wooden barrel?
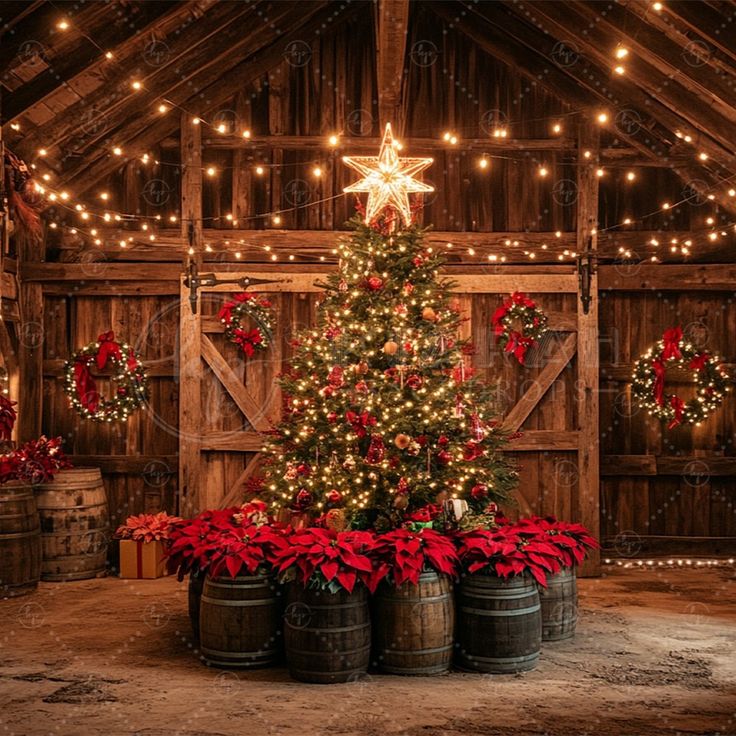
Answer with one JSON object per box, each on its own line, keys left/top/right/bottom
{"left": 0, "top": 482, "right": 42, "bottom": 598}
{"left": 284, "top": 582, "right": 370, "bottom": 683}
{"left": 199, "top": 574, "right": 281, "bottom": 668}
{"left": 540, "top": 566, "right": 577, "bottom": 641}
{"left": 456, "top": 573, "right": 541, "bottom": 673}
{"left": 372, "top": 571, "right": 454, "bottom": 675}
{"left": 35, "top": 468, "right": 110, "bottom": 581}
{"left": 188, "top": 569, "right": 204, "bottom": 641}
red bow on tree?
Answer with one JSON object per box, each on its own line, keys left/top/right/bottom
{"left": 345, "top": 410, "right": 376, "bottom": 437}
{"left": 661, "top": 327, "right": 683, "bottom": 361}
{"left": 96, "top": 331, "right": 122, "bottom": 370}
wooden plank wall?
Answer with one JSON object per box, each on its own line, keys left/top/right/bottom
{"left": 599, "top": 289, "right": 736, "bottom": 555}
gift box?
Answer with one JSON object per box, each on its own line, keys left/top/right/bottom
{"left": 119, "top": 539, "right": 168, "bottom": 579}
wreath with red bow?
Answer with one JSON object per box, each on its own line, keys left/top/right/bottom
{"left": 63, "top": 332, "right": 148, "bottom": 422}
{"left": 632, "top": 327, "right": 729, "bottom": 430}
{"left": 218, "top": 292, "right": 274, "bottom": 358}
{"left": 491, "top": 291, "right": 548, "bottom": 365}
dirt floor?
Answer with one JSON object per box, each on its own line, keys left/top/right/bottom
{"left": 1, "top": 565, "right": 735, "bottom": 736}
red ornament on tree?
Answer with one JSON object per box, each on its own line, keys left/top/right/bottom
{"left": 365, "top": 434, "right": 385, "bottom": 464}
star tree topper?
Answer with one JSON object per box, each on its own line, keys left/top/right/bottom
{"left": 342, "top": 123, "right": 433, "bottom": 227}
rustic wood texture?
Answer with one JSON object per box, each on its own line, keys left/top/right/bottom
{"left": 372, "top": 571, "right": 454, "bottom": 675}
{"left": 0, "top": 482, "right": 41, "bottom": 598}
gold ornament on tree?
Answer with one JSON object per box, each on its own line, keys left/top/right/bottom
{"left": 343, "top": 123, "right": 434, "bottom": 227}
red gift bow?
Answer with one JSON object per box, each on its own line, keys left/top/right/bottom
{"left": 668, "top": 395, "right": 685, "bottom": 429}
{"left": 661, "top": 327, "right": 683, "bottom": 361}
{"left": 345, "top": 410, "right": 376, "bottom": 437}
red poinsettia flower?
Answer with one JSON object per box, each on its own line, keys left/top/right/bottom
{"left": 5, "top": 436, "right": 72, "bottom": 485}
{"left": 115, "top": 511, "right": 182, "bottom": 543}
{"left": 274, "top": 527, "right": 377, "bottom": 593}
{"left": 511, "top": 516, "right": 600, "bottom": 568}
{"left": 369, "top": 528, "right": 459, "bottom": 589}
{"left": 208, "top": 523, "right": 289, "bottom": 579}
{"left": 456, "top": 524, "right": 563, "bottom": 587}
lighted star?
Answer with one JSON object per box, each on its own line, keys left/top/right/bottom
{"left": 343, "top": 123, "right": 433, "bottom": 227}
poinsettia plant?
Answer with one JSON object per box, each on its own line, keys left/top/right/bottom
{"left": 0, "top": 436, "right": 71, "bottom": 485}
{"left": 511, "top": 516, "right": 599, "bottom": 567}
{"left": 456, "top": 524, "right": 562, "bottom": 586}
{"left": 207, "top": 523, "right": 289, "bottom": 579}
{"left": 370, "top": 528, "right": 459, "bottom": 588}
{"left": 166, "top": 501, "right": 274, "bottom": 579}
{"left": 115, "top": 511, "right": 182, "bottom": 543}
{"left": 274, "top": 527, "right": 376, "bottom": 593}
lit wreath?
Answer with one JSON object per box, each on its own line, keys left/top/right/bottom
{"left": 491, "top": 291, "right": 549, "bottom": 365}
{"left": 218, "top": 292, "right": 274, "bottom": 358}
{"left": 64, "top": 331, "right": 148, "bottom": 422}
{"left": 632, "top": 327, "right": 730, "bottom": 430}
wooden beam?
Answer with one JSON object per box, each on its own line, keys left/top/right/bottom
{"left": 220, "top": 454, "right": 265, "bottom": 509}
{"left": 200, "top": 335, "right": 271, "bottom": 432}
{"left": 507, "top": 430, "right": 579, "bottom": 451}
{"left": 68, "top": 454, "right": 178, "bottom": 474}
{"left": 200, "top": 431, "right": 265, "bottom": 452}
{"left": 501, "top": 332, "right": 578, "bottom": 431}
{"left": 374, "top": 0, "right": 410, "bottom": 130}
{"left": 58, "top": 2, "right": 335, "bottom": 193}
{"left": 576, "top": 115, "right": 601, "bottom": 576}
{"left": 599, "top": 264, "right": 736, "bottom": 291}
{"left": 601, "top": 455, "right": 736, "bottom": 476}
{"left": 178, "top": 114, "right": 203, "bottom": 517}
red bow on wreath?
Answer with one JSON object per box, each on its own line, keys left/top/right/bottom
{"left": 505, "top": 331, "right": 535, "bottom": 365}
{"left": 668, "top": 395, "right": 685, "bottom": 430}
{"left": 232, "top": 328, "right": 263, "bottom": 357}
{"left": 74, "top": 359, "right": 100, "bottom": 412}
{"left": 96, "top": 331, "right": 122, "bottom": 370}
{"left": 510, "top": 291, "right": 536, "bottom": 308}
{"left": 661, "top": 327, "right": 683, "bottom": 361}
{"left": 652, "top": 357, "right": 667, "bottom": 406}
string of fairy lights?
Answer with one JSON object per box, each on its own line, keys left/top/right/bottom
{"left": 8, "top": 1, "right": 736, "bottom": 263}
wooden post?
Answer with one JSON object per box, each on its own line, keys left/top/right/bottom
{"left": 178, "top": 112, "right": 203, "bottom": 516}
{"left": 375, "top": 0, "right": 410, "bottom": 131}
{"left": 576, "top": 116, "right": 601, "bottom": 576}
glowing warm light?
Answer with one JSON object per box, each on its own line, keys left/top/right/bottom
{"left": 623, "top": 218, "right": 632, "bottom": 225}
{"left": 59, "top": 191, "right": 69, "bottom": 200}
{"left": 626, "top": 171, "right": 636, "bottom": 181}
{"left": 100, "top": 192, "right": 109, "bottom": 201}
{"left": 112, "top": 146, "right": 123, "bottom": 156}
{"left": 552, "top": 123, "right": 562, "bottom": 134}
{"left": 653, "top": 2, "right": 663, "bottom": 10}
{"left": 328, "top": 134, "right": 339, "bottom": 146}
{"left": 442, "top": 132, "right": 451, "bottom": 141}
{"left": 597, "top": 112, "right": 609, "bottom": 124}
{"left": 313, "top": 167, "right": 322, "bottom": 178}
{"left": 698, "top": 152, "right": 708, "bottom": 161}
{"left": 131, "top": 81, "right": 142, "bottom": 91}
{"left": 729, "top": 189, "right": 736, "bottom": 197}
{"left": 192, "top": 117, "right": 200, "bottom": 125}
{"left": 217, "top": 123, "right": 227, "bottom": 134}
{"left": 342, "top": 123, "right": 433, "bottom": 227}
{"left": 10, "top": 123, "right": 20, "bottom": 131}
{"left": 615, "top": 47, "right": 629, "bottom": 59}
{"left": 242, "top": 129, "right": 251, "bottom": 139}
{"left": 57, "top": 20, "right": 69, "bottom": 30}
{"left": 583, "top": 150, "right": 591, "bottom": 159}
{"left": 105, "top": 51, "right": 113, "bottom": 60}
{"left": 478, "top": 158, "right": 489, "bottom": 170}
{"left": 539, "top": 166, "right": 548, "bottom": 178}
{"left": 662, "top": 202, "right": 670, "bottom": 209}
{"left": 158, "top": 104, "right": 168, "bottom": 113}
{"left": 206, "top": 166, "right": 216, "bottom": 177}
{"left": 255, "top": 166, "right": 265, "bottom": 175}
{"left": 614, "top": 65, "right": 625, "bottom": 75}
{"left": 273, "top": 215, "right": 282, "bottom": 225}
{"left": 596, "top": 168, "right": 604, "bottom": 177}
{"left": 38, "top": 148, "right": 47, "bottom": 157}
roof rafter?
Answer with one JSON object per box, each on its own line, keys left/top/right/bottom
{"left": 374, "top": 0, "right": 410, "bottom": 133}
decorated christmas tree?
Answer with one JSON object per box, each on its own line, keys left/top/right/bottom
{"left": 263, "top": 125, "right": 517, "bottom": 531}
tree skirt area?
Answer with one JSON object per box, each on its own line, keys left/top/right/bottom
{"left": 1, "top": 567, "right": 734, "bottom": 736}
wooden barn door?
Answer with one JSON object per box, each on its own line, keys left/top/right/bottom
{"left": 177, "top": 269, "right": 600, "bottom": 575}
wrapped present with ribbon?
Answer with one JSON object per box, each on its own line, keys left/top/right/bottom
{"left": 119, "top": 539, "right": 168, "bottom": 579}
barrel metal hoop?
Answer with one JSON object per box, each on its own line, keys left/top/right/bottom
{"left": 201, "top": 646, "right": 274, "bottom": 658}
{"left": 285, "top": 622, "right": 370, "bottom": 634}
{"left": 200, "top": 595, "right": 276, "bottom": 607}
{"left": 461, "top": 589, "right": 536, "bottom": 600}
{"left": 378, "top": 594, "right": 450, "bottom": 604}
{"left": 461, "top": 652, "right": 539, "bottom": 664}
{"left": 287, "top": 644, "right": 371, "bottom": 659}
{"left": 460, "top": 604, "right": 540, "bottom": 617}
{"left": 0, "top": 528, "right": 40, "bottom": 539}
{"left": 205, "top": 579, "right": 270, "bottom": 589}
{"left": 384, "top": 644, "right": 453, "bottom": 655}
{"left": 291, "top": 601, "right": 365, "bottom": 611}
{"left": 36, "top": 502, "right": 108, "bottom": 511}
